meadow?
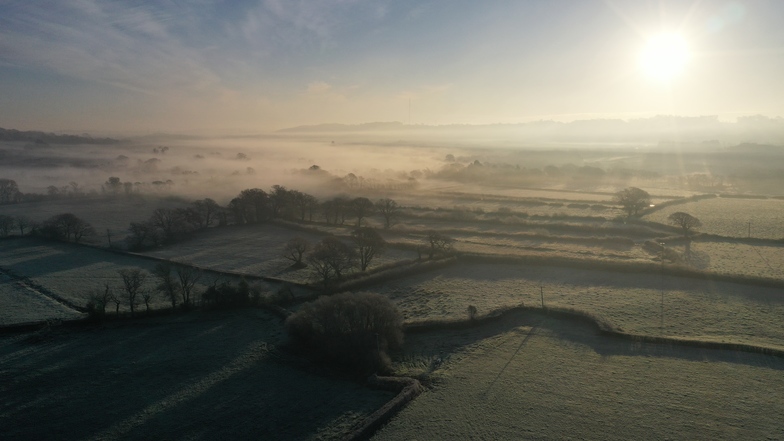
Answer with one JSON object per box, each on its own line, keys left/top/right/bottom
{"left": 367, "top": 261, "right": 784, "bottom": 350}
{"left": 0, "top": 271, "right": 83, "bottom": 326}
{"left": 644, "top": 196, "right": 784, "bottom": 239}
{"left": 374, "top": 312, "right": 784, "bottom": 440}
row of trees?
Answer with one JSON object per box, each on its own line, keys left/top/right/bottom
{"left": 125, "top": 184, "right": 402, "bottom": 250}
{"left": 87, "top": 263, "right": 204, "bottom": 319}
{"left": 0, "top": 212, "right": 95, "bottom": 242}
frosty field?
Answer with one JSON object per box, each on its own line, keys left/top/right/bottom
{"left": 0, "top": 309, "right": 394, "bottom": 440}
{"left": 374, "top": 312, "right": 784, "bottom": 441}
{"left": 368, "top": 261, "right": 784, "bottom": 350}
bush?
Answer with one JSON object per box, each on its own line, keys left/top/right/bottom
{"left": 285, "top": 292, "right": 403, "bottom": 375}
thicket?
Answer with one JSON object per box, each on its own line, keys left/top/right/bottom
{"left": 285, "top": 292, "right": 404, "bottom": 374}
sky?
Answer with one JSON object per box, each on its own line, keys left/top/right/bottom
{"left": 1, "top": 0, "right": 783, "bottom": 134}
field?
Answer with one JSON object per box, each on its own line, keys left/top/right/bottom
{"left": 0, "top": 238, "right": 296, "bottom": 318}
{"left": 0, "top": 271, "right": 83, "bottom": 326}
{"left": 644, "top": 196, "right": 784, "bottom": 239}
{"left": 4, "top": 137, "right": 784, "bottom": 440}
{"left": 142, "top": 223, "right": 420, "bottom": 284}
{"left": 367, "top": 261, "right": 784, "bottom": 350}
{"left": 0, "top": 309, "right": 395, "bottom": 440}
{"left": 374, "top": 312, "right": 784, "bottom": 440}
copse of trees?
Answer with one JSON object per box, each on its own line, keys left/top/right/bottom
{"left": 376, "top": 198, "right": 400, "bottom": 229}
{"left": 285, "top": 292, "right": 404, "bottom": 374}
{"left": 39, "top": 213, "right": 95, "bottom": 243}
{"left": 308, "top": 237, "right": 357, "bottom": 288}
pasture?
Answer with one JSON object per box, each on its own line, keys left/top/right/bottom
{"left": 142, "top": 223, "right": 419, "bottom": 284}
{"left": 0, "top": 271, "right": 83, "bottom": 326}
{"left": 0, "top": 309, "right": 394, "bottom": 440}
{"left": 375, "top": 312, "right": 784, "bottom": 440}
{"left": 0, "top": 238, "right": 288, "bottom": 321}
{"left": 367, "top": 261, "right": 784, "bottom": 350}
{"left": 644, "top": 196, "right": 784, "bottom": 239}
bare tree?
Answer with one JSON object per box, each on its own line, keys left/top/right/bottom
{"left": 308, "top": 237, "right": 356, "bottom": 287}
{"left": 110, "top": 291, "right": 123, "bottom": 316}
{"left": 426, "top": 232, "right": 455, "bottom": 258}
{"left": 142, "top": 291, "right": 154, "bottom": 312}
{"left": 175, "top": 264, "right": 201, "bottom": 308}
{"left": 668, "top": 212, "right": 702, "bottom": 237}
{"left": 0, "top": 178, "right": 20, "bottom": 203}
{"left": 87, "top": 283, "right": 112, "bottom": 320}
{"left": 152, "top": 262, "right": 179, "bottom": 309}
{"left": 283, "top": 237, "right": 310, "bottom": 267}
{"left": 351, "top": 197, "right": 375, "bottom": 227}
{"left": 352, "top": 227, "right": 386, "bottom": 271}
{"left": 41, "top": 213, "right": 95, "bottom": 243}
{"left": 118, "top": 269, "right": 147, "bottom": 316}
{"left": 375, "top": 198, "right": 400, "bottom": 229}
{"left": 0, "top": 215, "right": 14, "bottom": 237}
{"left": 15, "top": 216, "right": 32, "bottom": 236}
{"left": 613, "top": 187, "right": 651, "bottom": 218}
{"left": 192, "top": 198, "right": 221, "bottom": 228}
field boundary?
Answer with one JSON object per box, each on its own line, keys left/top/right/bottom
{"left": 0, "top": 266, "right": 88, "bottom": 313}
{"left": 346, "top": 375, "right": 423, "bottom": 441}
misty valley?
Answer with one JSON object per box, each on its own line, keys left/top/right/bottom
{"left": 2, "top": 128, "right": 784, "bottom": 440}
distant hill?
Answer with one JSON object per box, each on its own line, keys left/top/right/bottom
{"left": 0, "top": 127, "right": 120, "bottom": 145}
{"left": 278, "top": 122, "right": 406, "bottom": 132}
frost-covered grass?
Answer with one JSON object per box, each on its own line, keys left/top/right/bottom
{"left": 0, "top": 273, "right": 83, "bottom": 325}
{"left": 0, "top": 309, "right": 394, "bottom": 440}
{"left": 644, "top": 196, "right": 784, "bottom": 239}
{"left": 143, "top": 224, "right": 419, "bottom": 284}
{"left": 367, "top": 262, "right": 784, "bottom": 350}
{"left": 375, "top": 314, "right": 784, "bottom": 441}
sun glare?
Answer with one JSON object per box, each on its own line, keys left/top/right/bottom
{"left": 639, "top": 32, "right": 690, "bottom": 82}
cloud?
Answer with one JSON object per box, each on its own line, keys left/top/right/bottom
{"left": 306, "top": 81, "right": 333, "bottom": 94}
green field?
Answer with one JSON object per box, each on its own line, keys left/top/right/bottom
{"left": 0, "top": 309, "right": 394, "bottom": 440}
{"left": 0, "top": 272, "right": 83, "bottom": 325}
{"left": 375, "top": 312, "right": 784, "bottom": 440}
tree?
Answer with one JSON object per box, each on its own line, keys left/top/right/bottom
{"left": 152, "top": 262, "right": 179, "bottom": 309}
{"left": 351, "top": 197, "right": 375, "bottom": 226}
{"left": 668, "top": 212, "right": 702, "bottom": 237}
{"left": 0, "top": 178, "right": 20, "bottom": 203}
{"left": 103, "top": 177, "right": 123, "bottom": 195}
{"left": 192, "top": 198, "right": 220, "bottom": 228}
{"left": 308, "top": 237, "right": 356, "bottom": 287}
{"left": 290, "top": 191, "right": 318, "bottom": 221}
{"left": 269, "top": 185, "right": 290, "bottom": 218}
{"left": 86, "top": 283, "right": 112, "bottom": 322}
{"left": 126, "top": 221, "right": 163, "bottom": 250}
{"left": 118, "top": 269, "right": 147, "bottom": 316}
{"left": 285, "top": 292, "right": 403, "bottom": 374}
{"left": 426, "top": 232, "right": 455, "bottom": 258}
{"left": 352, "top": 227, "right": 386, "bottom": 271}
{"left": 15, "top": 215, "right": 31, "bottom": 236}
{"left": 283, "top": 237, "right": 310, "bottom": 267}
{"left": 40, "top": 213, "right": 95, "bottom": 243}
{"left": 0, "top": 215, "right": 14, "bottom": 237}
{"left": 613, "top": 187, "right": 651, "bottom": 218}
{"left": 375, "top": 198, "right": 400, "bottom": 229}
{"left": 175, "top": 264, "right": 201, "bottom": 308}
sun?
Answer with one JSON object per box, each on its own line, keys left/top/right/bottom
{"left": 638, "top": 32, "right": 690, "bottom": 82}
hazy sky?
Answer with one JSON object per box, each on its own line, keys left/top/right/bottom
{"left": 1, "top": 0, "right": 783, "bottom": 134}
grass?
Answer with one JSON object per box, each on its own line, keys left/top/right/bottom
{"left": 142, "top": 223, "right": 419, "bottom": 284}
{"left": 0, "top": 238, "right": 284, "bottom": 320}
{"left": 643, "top": 196, "right": 784, "bottom": 239}
{"left": 0, "top": 309, "right": 395, "bottom": 440}
{"left": 374, "top": 312, "right": 784, "bottom": 440}
{"left": 0, "top": 271, "right": 83, "bottom": 326}
{"left": 365, "top": 261, "right": 784, "bottom": 350}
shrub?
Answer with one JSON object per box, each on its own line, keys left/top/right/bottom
{"left": 285, "top": 292, "right": 403, "bottom": 374}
